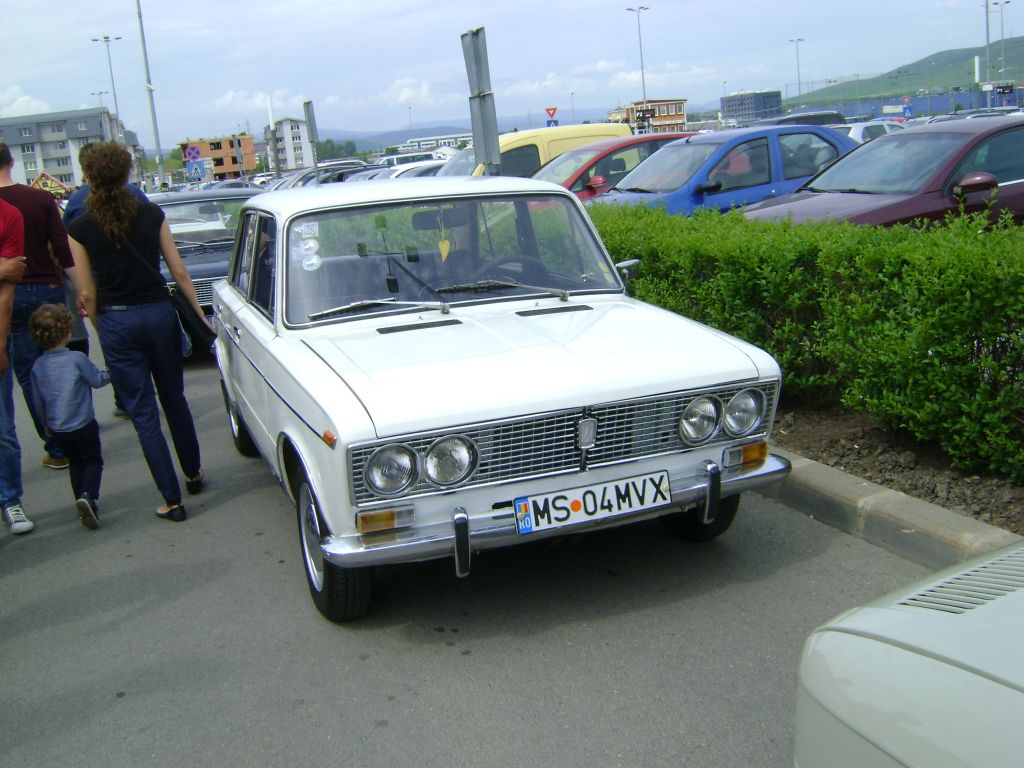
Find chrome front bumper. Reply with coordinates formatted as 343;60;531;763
320;454;791;575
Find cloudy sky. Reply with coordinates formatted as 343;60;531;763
3;0;1012;149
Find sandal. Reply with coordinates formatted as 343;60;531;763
185;470;205;495
156;504;187;522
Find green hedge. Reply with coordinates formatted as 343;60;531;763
588;204;1024;482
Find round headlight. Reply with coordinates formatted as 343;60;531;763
724;389;765;436
424;435;478;487
679;396;721;444
365;444;418;496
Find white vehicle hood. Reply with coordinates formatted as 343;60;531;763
300;298;773;436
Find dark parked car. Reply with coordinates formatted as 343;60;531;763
591;126;858;215
744;117;1024;226
149;188;261;314
532;133;694;200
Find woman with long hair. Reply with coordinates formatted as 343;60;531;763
67;142;208;522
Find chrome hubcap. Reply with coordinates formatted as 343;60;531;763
298;484;324;591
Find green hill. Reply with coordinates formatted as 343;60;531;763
788;35;1023;107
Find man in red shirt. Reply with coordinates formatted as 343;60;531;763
0;141;81;471
0;196;33;533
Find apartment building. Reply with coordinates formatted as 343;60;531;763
720;91;783;125
178;134;257;180
264;117;315;171
610;99;688;133
0;107;139;188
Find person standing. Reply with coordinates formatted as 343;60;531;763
0;197;32;534
0;141;79;471
28;303;110;529
67;142;208;523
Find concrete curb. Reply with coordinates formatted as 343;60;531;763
764;446;1022;570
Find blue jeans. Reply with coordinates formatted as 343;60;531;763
97;301;201;506
12;283;68;459
0;335;22;511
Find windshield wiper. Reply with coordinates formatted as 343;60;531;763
307;297;449;320
174;236;235;248
433;279;568;301
615;186;655;194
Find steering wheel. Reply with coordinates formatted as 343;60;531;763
469;255;548;284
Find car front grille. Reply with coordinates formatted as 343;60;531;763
350;381;778;505
167;278;217;308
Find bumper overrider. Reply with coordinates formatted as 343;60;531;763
321;453;791;577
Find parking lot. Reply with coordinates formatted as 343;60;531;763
0;355;928;768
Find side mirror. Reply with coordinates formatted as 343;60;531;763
695;180;722;194
585;175;608;190
953;171;999;198
614;259;640;293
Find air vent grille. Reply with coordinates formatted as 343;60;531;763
899;548;1024;615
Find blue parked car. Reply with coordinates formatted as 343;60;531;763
590;126;858;215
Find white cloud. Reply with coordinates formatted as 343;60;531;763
0;86;51;118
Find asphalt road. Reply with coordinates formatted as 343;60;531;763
0;353;929;768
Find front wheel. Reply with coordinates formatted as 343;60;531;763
297;478;372;622
220;381;259;457
658;494;740;542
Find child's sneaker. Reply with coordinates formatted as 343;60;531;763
76;493;99;530
3;504;35;534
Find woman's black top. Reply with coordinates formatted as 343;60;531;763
67;200;169;308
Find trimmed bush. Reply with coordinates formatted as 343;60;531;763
588;203;1024;481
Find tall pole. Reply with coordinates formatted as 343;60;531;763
92;36;123;141
626;7;649;106
789;38;805;99
994;1;1011;75
135;0;164;188
90;90;109;107
985;0;992;107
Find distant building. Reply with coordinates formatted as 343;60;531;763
264;117;315;172
178;134;257;180
610;99;688;133
0;107;142;188
399;132;473;152
721;90;783;124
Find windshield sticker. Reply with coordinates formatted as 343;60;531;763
295;221;319;238
295;238;321;271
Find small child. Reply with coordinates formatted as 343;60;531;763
28;303;110;530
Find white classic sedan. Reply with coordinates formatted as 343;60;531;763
795;540;1024;767
214;176;790;621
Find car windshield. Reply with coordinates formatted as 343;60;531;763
436;147;478;176
611;142;720;193
806;132;973;195
284;193;621;325
533;148;603;184
161;198;248;247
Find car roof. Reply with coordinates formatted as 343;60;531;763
559;132;695;154
244;176;574;218
662;124;846;146
900;114;1024;135
148;188;263;204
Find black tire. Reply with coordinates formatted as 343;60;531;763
296;479;372;622
658;494;741;542
220;381;260;457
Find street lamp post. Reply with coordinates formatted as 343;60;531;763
90;90;109;108
789;38;805;99
994;1;1011;80
92;35;123;141
136;0;165;189
626;6;649;108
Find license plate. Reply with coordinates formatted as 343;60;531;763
514;471;671;535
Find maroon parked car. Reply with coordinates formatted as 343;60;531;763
744;116;1024;225
532;132;695;200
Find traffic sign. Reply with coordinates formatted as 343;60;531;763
186;160;204;181
184;144;201;161
546;119;558;127
545;107;557;119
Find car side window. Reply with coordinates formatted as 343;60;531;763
779;133;839;180
501;145;542;177
863;124;887;141
953;127;1024;184
709;139;771;191
590;147;642;188
231;212;258;297
250;216;277;318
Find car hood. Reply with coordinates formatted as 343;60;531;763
590;188;667;208
299;298;774;436
744;190;908;223
812;541;1024;690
